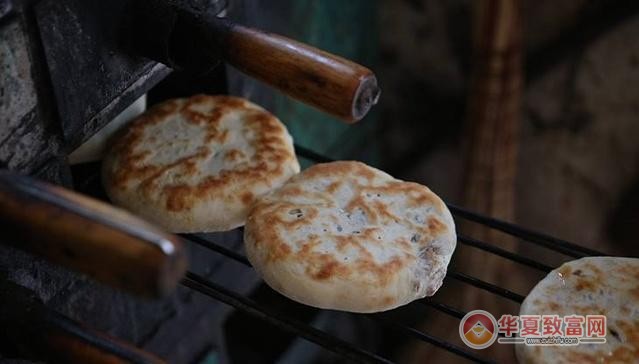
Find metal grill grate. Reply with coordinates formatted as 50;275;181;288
176;146;612;364
77;145;610;363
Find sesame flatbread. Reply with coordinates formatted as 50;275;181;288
244;161;456;313
102;95;300;232
517;256;639;363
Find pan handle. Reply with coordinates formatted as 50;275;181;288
0;170;187;298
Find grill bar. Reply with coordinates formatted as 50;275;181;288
182;235;498;361
182;271;394;364
183;234;526;303
457;235;553;272
183;270;492;363
446;204;604;258
418;300;467;320
370;316;495;364
446;272;525;303
183;234;251;266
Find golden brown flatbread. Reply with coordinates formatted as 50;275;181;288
102;95;300;232
244;161;456;313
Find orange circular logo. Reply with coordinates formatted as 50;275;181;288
459;310;498;349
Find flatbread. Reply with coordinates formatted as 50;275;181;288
102;95;300;232
244;161;456;313
517;256;639;363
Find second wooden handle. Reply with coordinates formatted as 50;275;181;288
0;171;187;298
213;18;380;123
131;1;380;122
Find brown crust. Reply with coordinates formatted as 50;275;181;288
102;95;299;231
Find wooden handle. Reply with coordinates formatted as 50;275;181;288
132;1;380;121
212;18;380;122
0;170;187;298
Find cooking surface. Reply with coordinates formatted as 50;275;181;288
65;148;619;363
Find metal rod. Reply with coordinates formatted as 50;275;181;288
446;271;525;303
182;234;251;266
418;300;467;320
182;272;393;364
182;235;526;309
370;315;494;364
457;235;553;272
183;234;500;362
447;204;604;257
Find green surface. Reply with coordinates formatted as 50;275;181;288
274;0;380;166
